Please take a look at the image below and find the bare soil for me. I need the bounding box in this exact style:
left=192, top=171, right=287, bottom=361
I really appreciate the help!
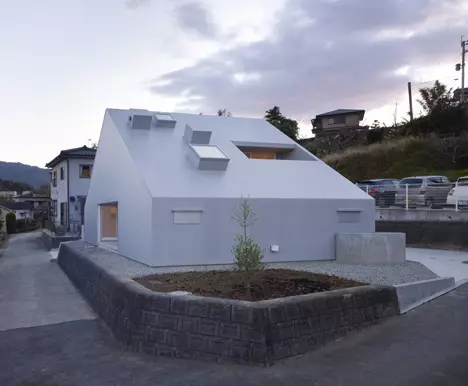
left=135, top=269, right=367, bottom=301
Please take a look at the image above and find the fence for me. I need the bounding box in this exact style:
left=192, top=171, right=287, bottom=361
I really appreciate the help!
left=357, top=182, right=467, bottom=212
left=45, top=220, right=82, bottom=237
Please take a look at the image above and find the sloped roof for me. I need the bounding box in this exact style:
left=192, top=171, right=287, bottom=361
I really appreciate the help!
left=0, top=202, right=33, bottom=211
left=316, top=109, right=365, bottom=119
left=99, top=108, right=371, bottom=200
left=46, top=146, right=96, bottom=168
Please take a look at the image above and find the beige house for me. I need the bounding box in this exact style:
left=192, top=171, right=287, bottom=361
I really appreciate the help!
left=312, top=109, right=366, bottom=137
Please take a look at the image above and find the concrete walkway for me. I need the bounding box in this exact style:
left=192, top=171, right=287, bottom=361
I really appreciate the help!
left=407, top=248, right=468, bottom=283
left=0, top=232, right=94, bottom=332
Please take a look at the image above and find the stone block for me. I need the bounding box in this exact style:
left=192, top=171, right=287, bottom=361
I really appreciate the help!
left=209, top=303, right=231, bottom=322
left=269, top=321, right=296, bottom=341
left=178, top=317, right=199, bottom=333
left=188, top=335, right=208, bottom=351
left=170, top=298, right=189, bottom=315
left=167, top=331, right=188, bottom=347
left=241, top=326, right=265, bottom=343
left=208, top=338, right=230, bottom=356
left=189, top=300, right=210, bottom=318
left=231, top=305, right=254, bottom=324
left=158, top=314, right=179, bottom=330
left=230, top=342, right=251, bottom=361
left=269, top=342, right=291, bottom=361
left=146, top=328, right=167, bottom=344
left=142, top=311, right=159, bottom=326
left=219, top=323, right=241, bottom=339
left=198, top=319, right=219, bottom=336
left=290, top=339, right=307, bottom=355
left=336, top=232, right=406, bottom=265
left=146, top=295, right=170, bottom=312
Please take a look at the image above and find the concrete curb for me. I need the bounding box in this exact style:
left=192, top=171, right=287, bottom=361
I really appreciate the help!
left=394, top=277, right=456, bottom=314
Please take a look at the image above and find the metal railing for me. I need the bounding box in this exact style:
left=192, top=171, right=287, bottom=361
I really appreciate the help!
left=357, top=182, right=467, bottom=211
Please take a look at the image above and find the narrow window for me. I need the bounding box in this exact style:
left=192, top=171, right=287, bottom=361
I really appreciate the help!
left=100, top=204, right=118, bottom=241
left=52, top=171, right=57, bottom=187
left=60, top=167, right=65, bottom=180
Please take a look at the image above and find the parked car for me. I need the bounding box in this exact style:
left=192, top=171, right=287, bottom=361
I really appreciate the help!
left=447, top=176, right=468, bottom=206
left=395, top=176, right=454, bottom=207
left=356, top=179, right=400, bottom=206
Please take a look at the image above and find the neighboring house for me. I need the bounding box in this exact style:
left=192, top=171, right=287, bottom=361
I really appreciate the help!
left=312, top=109, right=367, bottom=137
left=13, top=192, right=50, bottom=213
left=454, top=88, right=468, bottom=102
left=0, top=202, right=34, bottom=220
left=0, top=191, right=18, bottom=199
left=84, top=108, right=374, bottom=267
left=45, top=146, right=96, bottom=229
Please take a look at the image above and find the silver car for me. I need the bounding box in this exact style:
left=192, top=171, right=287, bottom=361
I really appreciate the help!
left=395, top=176, right=454, bottom=207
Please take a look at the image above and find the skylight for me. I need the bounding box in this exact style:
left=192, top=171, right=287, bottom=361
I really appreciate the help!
left=192, top=145, right=228, bottom=159
left=154, top=113, right=175, bottom=122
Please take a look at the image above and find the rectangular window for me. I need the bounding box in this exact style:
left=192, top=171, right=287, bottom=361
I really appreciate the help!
left=60, top=167, right=64, bottom=180
left=243, top=151, right=276, bottom=160
left=60, top=202, right=67, bottom=225
left=52, top=171, right=57, bottom=187
left=80, top=165, right=92, bottom=178
left=100, top=204, right=118, bottom=240
left=328, top=116, right=346, bottom=125
left=172, top=209, right=202, bottom=224
left=51, top=200, right=57, bottom=216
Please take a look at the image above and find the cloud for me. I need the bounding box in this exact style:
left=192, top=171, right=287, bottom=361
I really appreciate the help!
left=149, top=0, right=467, bottom=121
left=125, top=0, right=150, bottom=10
left=173, top=1, right=217, bottom=38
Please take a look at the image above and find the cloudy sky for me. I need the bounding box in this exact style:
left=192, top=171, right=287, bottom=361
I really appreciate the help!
left=1, top=0, right=466, bottom=167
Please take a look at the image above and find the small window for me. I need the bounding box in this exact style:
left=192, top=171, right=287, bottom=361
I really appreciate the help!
left=52, top=171, right=57, bottom=187
left=243, top=151, right=276, bottom=159
left=60, top=167, right=65, bottom=180
left=80, top=165, right=92, bottom=178
left=100, top=204, right=118, bottom=241
left=173, top=210, right=202, bottom=224
left=328, top=116, right=346, bottom=125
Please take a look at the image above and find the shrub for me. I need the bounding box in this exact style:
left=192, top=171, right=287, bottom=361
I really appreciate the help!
left=231, top=198, right=264, bottom=272
left=16, top=219, right=26, bottom=232
left=6, top=212, right=16, bottom=234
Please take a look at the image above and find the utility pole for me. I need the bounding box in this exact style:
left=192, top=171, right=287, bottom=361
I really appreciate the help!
left=407, top=82, right=414, bottom=121
left=462, top=37, right=466, bottom=103
left=457, top=36, right=467, bottom=104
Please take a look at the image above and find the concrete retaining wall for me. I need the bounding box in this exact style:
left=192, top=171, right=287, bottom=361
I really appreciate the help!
left=336, top=233, right=406, bottom=265
left=58, top=242, right=400, bottom=365
left=376, top=221, right=468, bottom=249
left=41, top=230, right=80, bottom=250
left=376, top=208, right=468, bottom=222
left=394, top=277, right=456, bottom=313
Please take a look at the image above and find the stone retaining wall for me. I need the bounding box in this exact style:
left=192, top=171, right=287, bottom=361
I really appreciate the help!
left=376, top=220, right=468, bottom=249
left=58, top=242, right=400, bottom=365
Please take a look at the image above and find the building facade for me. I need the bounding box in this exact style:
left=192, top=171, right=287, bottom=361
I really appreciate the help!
left=84, top=108, right=374, bottom=267
left=312, top=109, right=367, bottom=137
left=45, top=146, right=96, bottom=231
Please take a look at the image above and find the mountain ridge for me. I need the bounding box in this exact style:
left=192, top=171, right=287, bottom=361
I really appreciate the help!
left=0, top=161, right=49, bottom=187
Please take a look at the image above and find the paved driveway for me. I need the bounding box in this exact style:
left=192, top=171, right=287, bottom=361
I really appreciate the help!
left=0, top=232, right=94, bottom=331
left=0, top=233, right=467, bottom=385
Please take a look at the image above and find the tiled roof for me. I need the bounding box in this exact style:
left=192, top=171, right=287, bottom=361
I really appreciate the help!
left=45, top=146, right=96, bottom=168
left=316, top=109, right=365, bottom=118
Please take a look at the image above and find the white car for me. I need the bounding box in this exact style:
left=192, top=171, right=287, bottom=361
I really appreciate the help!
left=447, top=176, right=468, bottom=206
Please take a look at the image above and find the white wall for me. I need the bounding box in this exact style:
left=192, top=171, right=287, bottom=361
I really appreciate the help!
left=68, top=158, right=94, bottom=223
left=50, top=160, right=68, bottom=224
left=84, top=111, right=153, bottom=264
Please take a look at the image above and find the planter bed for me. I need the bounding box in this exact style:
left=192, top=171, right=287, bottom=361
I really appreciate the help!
left=58, top=241, right=401, bottom=366
left=136, top=269, right=366, bottom=301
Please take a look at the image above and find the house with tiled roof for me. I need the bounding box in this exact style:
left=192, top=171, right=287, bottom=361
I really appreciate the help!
left=312, top=109, right=367, bottom=137
left=45, top=146, right=96, bottom=231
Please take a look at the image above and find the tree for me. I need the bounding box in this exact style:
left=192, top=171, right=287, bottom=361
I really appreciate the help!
left=265, top=106, right=299, bottom=141
left=217, top=108, right=231, bottom=117
left=418, top=80, right=456, bottom=115
left=231, top=198, right=264, bottom=272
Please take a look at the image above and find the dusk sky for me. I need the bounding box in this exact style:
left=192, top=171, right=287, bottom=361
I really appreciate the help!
left=1, top=0, right=467, bottom=167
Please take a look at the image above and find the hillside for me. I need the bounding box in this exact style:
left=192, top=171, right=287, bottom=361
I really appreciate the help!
left=0, top=161, right=49, bottom=187
left=323, top=136, right=468, bottom=182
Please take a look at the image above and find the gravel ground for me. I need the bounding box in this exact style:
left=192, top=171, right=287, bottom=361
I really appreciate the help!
left=72, top=241, right=438, bottom=285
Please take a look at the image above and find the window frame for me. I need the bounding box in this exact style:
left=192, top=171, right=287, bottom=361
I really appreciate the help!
left=79, top=164, right=93, bottom=179
left=60, top=166, right=65, bottom=180
left=52, top=171, right=57, bottom=187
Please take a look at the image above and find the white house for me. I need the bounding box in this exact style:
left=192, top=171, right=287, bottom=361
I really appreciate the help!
left=46, top=146, right=96, bottom=230
left=84, top=108, right=375, bottom=267
left=0, top=202, right=33, bottom=221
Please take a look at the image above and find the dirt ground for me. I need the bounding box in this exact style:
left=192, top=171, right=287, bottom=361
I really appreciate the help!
left=135, top=269, right=366, bottom=301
